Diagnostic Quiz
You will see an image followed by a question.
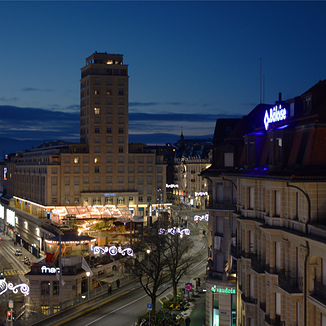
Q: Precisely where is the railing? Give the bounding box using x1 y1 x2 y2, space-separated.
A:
313 279 326 305
260 301 266 312
250 254 266 273
241 250 250 259
230 245 241 259
278 271 303 293
241 293 257 304
265 315 282 325
206 200 236 210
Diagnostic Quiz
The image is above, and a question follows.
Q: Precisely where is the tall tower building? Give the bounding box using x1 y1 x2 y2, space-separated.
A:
80 53 129 188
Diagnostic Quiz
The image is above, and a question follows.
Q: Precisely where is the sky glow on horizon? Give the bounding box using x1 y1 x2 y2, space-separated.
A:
1 1 326 142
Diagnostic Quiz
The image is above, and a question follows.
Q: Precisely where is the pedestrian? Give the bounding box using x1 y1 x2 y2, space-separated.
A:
108 284 112 295
185 316 191 325
116 279 120 289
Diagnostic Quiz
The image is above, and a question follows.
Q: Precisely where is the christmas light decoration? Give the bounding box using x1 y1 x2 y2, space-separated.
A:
93 245 133 256
158 227 190 236
0 279 29 296
194 213 209 221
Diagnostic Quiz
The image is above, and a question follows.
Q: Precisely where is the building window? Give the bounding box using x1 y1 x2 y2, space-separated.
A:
84 156 89 163
118 166 124 173
84 177 89 184
41 281 50 295
138 177 143 185
52 177 57 185
138 166 144 173
129 196 133 202
157 167 162 173
74 167 79 173
52 198 57 204
106 166 112 173
139 196 143 202
95 128 100 134
53 281 59 295
106 109 112 116
106 89 112 95
74 198 79 204
129 176 134 183
118 147 123 153
118 108 124 115
249 187 254 209
118 156 123 163
65 197 70 204
224 153 234 167
65 178 70 186
94 157 100 163
118 117 124 124
129 166 134 173
119 90 124 96
95 177 100 183
147 177 152 184
74 177 79 185
107 128 112 134
106 137 112 143
106 177 112 183
84 167 89 173
147 196 152 202
118 177 123 183
119 128 124 134
52 167 58 174
118 136 124 143
275 191 281 216
95 167 100 173
147 166 153 173
74 157 79 164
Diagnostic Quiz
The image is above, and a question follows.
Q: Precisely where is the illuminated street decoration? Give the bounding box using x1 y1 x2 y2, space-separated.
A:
166 184 179 188
195 192 208 196
211 285 235 294
0 279 29 296
93 245 133 257
41 266 61 274
194 214 209 221
264 105 287 130
158 227 190 236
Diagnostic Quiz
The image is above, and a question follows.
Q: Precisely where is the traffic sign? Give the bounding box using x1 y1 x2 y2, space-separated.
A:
147 303 152 311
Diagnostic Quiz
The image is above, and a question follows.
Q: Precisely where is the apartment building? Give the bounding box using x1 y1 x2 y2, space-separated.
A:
5 52 166 220
229 81 326 326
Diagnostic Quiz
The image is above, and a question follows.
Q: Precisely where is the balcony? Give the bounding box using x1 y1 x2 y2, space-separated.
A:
230 245 241 259
241 250 250 259
260 301 266 312
206 200 236 210
265 315 283 326
311 279 326 305
278 271 303 293
250 254 266 273
241 293 257 304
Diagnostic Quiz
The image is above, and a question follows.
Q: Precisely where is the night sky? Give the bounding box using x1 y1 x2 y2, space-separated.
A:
1 1 326 143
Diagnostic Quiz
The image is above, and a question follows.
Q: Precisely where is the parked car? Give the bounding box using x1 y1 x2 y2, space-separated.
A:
15 249 22 256
23 256 30 265
60 225 73 231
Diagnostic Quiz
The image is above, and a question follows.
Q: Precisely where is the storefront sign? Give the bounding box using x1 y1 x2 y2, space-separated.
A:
264 105 287 130
211 285 235 294
41 266 61 274
93 245 133 256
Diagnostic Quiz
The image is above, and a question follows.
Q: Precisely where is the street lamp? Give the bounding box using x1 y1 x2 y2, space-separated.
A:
86 271 90 299
146 249 151 267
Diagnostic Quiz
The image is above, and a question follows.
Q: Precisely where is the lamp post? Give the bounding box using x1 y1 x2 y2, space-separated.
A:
86 271 90 299
146 249 151 267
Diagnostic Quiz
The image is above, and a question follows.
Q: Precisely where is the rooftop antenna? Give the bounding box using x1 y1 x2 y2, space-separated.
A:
260 58 262 104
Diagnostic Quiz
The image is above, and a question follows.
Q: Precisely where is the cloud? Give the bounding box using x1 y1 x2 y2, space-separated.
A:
0 97 19 102
21 87 52 92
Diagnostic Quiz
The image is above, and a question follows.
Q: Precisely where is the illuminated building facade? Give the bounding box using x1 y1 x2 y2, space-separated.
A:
5 53 166 217
229 80 326 326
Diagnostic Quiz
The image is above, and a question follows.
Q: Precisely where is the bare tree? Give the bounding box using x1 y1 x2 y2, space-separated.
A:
163 227 199 304
129 224 171 314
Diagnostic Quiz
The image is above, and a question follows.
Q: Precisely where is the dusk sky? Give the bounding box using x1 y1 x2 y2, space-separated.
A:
1 1 326 143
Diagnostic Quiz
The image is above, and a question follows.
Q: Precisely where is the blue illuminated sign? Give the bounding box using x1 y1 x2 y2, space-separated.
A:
264 105 287 130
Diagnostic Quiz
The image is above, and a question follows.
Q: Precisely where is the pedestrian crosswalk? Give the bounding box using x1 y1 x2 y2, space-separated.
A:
3 270 29 276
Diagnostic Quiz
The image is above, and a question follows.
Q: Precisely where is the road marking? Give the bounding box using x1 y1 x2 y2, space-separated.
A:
85 293 148 326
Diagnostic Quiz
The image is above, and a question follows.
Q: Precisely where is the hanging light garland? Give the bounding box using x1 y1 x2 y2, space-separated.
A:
158 227 190 236
0 280 29 296
194 213 209 222
93 245 133 257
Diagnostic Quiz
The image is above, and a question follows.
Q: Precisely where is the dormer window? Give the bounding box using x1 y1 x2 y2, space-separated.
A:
304 96 311 113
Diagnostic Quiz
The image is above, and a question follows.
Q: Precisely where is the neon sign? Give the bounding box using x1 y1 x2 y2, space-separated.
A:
93 246 133 256
264 105 287 130
41 266 61 274
211 285 235 294
194 214 209 221
166 184 179 188
0 280 29 296
158 227 190 236
195 192 208 196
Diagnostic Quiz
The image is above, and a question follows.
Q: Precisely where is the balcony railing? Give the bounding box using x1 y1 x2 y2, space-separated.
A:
265 315 282 326
250 254 266 273
230 245 241 259
260 301 266 312
278 271 303 293
241 250 250 259
313 279 326 305
241 293 257 304
206 200 236 210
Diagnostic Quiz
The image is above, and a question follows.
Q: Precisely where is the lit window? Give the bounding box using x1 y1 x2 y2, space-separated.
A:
74 157 79 164
94 90 100 95
94 157 100 163
94 108 100 115
107 89 112 95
